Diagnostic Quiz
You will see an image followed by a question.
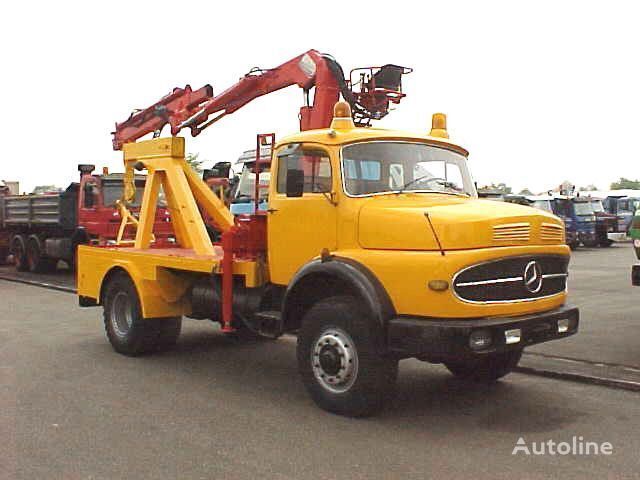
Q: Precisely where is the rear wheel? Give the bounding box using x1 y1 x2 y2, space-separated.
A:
297 296 398 417
11 235 28 271
103 272 181 356
0 247 8 265
26 235 56 273
444 349 523 383
599 239 613 247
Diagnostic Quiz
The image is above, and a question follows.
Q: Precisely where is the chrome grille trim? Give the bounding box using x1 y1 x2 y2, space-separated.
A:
452 255 568 304
456 276 523 287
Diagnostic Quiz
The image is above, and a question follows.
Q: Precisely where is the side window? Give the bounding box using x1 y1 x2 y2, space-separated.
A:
276 146 332 193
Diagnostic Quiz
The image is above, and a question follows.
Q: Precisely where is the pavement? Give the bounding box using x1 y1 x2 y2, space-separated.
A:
1 280 640 479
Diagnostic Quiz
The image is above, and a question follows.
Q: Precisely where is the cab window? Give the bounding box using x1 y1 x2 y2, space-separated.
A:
276 146 332 193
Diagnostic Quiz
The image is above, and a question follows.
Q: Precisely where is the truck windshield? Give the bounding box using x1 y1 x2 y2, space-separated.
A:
532 200 553 212
618 198 640 214
102 181 145 207
574 202 594 216
341 142 475 197
591 200 604 213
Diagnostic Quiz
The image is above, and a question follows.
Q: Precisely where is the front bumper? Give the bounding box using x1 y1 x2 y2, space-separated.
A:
387 305 579 359
608 232 627 242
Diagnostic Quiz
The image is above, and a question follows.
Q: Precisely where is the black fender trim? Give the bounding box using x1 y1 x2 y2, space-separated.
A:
282 256 396 345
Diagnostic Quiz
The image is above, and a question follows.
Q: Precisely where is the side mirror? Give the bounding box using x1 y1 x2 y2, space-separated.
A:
286 169 304 198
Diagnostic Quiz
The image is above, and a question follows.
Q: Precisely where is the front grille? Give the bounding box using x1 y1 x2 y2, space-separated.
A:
493 223 530 243
540 222 564 243
453 255 568 303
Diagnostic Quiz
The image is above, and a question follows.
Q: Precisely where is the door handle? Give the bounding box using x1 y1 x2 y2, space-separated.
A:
267 208 278 214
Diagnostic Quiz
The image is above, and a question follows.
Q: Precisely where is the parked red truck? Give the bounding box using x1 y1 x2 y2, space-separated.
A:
0 165 172 272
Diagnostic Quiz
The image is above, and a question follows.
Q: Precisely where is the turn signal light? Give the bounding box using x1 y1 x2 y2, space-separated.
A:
428 280 449 291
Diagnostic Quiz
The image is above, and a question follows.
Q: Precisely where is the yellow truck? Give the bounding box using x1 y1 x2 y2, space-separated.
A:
77 104 577 417
76 52 578 416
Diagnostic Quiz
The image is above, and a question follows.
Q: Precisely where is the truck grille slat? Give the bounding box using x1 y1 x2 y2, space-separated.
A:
540 222 564 243
492 223 530 242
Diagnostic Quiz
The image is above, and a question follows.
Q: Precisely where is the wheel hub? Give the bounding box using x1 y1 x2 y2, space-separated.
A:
312 328 358 393
110 291 133 337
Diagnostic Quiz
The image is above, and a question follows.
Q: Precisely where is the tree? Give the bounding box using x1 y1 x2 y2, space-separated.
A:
579 184 598 191
185 153 205 174
518 188 533 195
610 177 640 190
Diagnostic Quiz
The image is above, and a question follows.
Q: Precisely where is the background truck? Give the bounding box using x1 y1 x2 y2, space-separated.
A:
77 50 578 417
589 197 617 247
1 165 172 272
550 195 596 249
0 181 15 263
603 193 640 240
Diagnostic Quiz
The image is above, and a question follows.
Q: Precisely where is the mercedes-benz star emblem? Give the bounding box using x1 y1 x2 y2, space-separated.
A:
523 260 543 294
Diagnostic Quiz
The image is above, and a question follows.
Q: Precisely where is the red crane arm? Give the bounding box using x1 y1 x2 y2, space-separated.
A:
177 50 339 136
112 50 410 150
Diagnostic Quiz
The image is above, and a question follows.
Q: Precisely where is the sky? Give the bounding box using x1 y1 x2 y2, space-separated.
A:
2 0 639 194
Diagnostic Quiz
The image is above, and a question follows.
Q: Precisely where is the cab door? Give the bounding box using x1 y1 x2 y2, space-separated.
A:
267 143 337 285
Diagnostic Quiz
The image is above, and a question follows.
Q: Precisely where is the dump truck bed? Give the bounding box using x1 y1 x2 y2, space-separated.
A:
1 186 77 230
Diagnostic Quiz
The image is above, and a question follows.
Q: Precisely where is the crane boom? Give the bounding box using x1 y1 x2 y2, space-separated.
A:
112 50 411 150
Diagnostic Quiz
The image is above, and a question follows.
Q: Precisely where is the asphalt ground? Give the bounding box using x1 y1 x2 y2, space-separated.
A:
1 280 639 479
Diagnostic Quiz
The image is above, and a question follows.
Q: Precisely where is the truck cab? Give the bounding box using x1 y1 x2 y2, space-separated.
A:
603 194 640 240
551 195 596 249
589 197 617 247
76 167 173 246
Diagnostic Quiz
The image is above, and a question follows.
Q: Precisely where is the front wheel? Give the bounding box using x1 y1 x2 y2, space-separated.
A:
444 349 523 383
297 296 398 417
103 272 181 356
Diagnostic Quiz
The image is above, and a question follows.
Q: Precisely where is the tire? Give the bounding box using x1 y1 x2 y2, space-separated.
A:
444 348 523 383
0 247 8 265
26 235 56 273
103 272 182 356
599 239 613 247
11 235 28 272
297 295 398 417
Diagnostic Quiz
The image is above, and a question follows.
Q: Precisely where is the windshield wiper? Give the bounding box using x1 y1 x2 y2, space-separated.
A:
395 175 456 195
